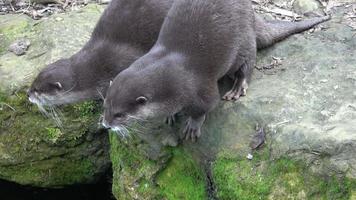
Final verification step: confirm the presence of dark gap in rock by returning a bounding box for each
[204,160,218,200]
[0,166,115,200]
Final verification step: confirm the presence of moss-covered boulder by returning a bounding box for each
[109,4,355,200]
[109,122,207,200]
[208,5,355,199]
[0,4,110,187]
[212,150,356,200]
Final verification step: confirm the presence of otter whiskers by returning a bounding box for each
[33,96,63,128]
[112,125,130,138]
[96,89,105,100]
[60,83,77,96]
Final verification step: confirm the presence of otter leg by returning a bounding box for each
[183,83,220,142]
[183,115,206,142]
[222,61,252,101]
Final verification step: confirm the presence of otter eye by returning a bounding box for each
[52,82,63,90]
[114,113,125,118]
[136,96,147,104]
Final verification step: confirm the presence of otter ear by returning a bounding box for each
[136,96,148,104]
[54,82,62,89]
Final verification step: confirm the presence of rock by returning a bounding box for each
[212,152,354,200]
[8,38,30,56]
[293,0,321,14]
[109,132,207,199]
[25,0,63,4]
[97,0,111,5]
[0,4,110,187]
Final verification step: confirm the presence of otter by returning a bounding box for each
[28,0,329,107]
[28,0,174,106]
[102,0,329,141]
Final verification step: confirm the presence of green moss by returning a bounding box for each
[212,152,272,200]
[0,16,29,35]
[81,3,106,13]
[110,133,207,200]
[45,127,63,143]
[110,133,161,200]
[0,92,101,144]
[0,15,32,55]
[157,148,207,200]
[0,157,95,188]
[212,150,355,200]
[0,91,108,187]
[73,101,100,119]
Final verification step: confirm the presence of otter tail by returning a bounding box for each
[255,15,330,50]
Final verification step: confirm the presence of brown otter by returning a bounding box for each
[102,0,329,141]
[28,0,329,107]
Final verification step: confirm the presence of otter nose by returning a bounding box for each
[101,119,110,129]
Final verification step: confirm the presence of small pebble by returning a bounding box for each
[247,153,253,160]
[334,85,339,90]
[8,39,31,56]
[320,79,328,83]
[55,17,63,21]
[320,110,331,117]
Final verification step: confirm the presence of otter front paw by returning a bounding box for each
[183,116,205,142]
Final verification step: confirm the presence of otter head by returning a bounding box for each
[102,67,184,131]
[28,59,76,106]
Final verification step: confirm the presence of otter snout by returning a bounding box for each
[101,119,111,129]
[27,89,38,104]
[102,111,130,131]
[26,89,31,98]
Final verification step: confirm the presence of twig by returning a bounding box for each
[260,6,301,18]
[0,102,16,111]
[274,120,290,127]
[9,2,15,12]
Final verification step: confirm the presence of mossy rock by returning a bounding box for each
[110,133,207,200]
[0,4,105,93]
[0,91,110,187]
[212,150,356,200]
[0,4,110,187]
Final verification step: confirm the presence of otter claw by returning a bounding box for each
[183,117,204,142]
[183,125,201,142]
[223,78,248,101]
[222,90,243,101]
[165,115,176,126]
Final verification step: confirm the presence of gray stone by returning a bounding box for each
[8,38,30,56]
[293,0,321,14]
